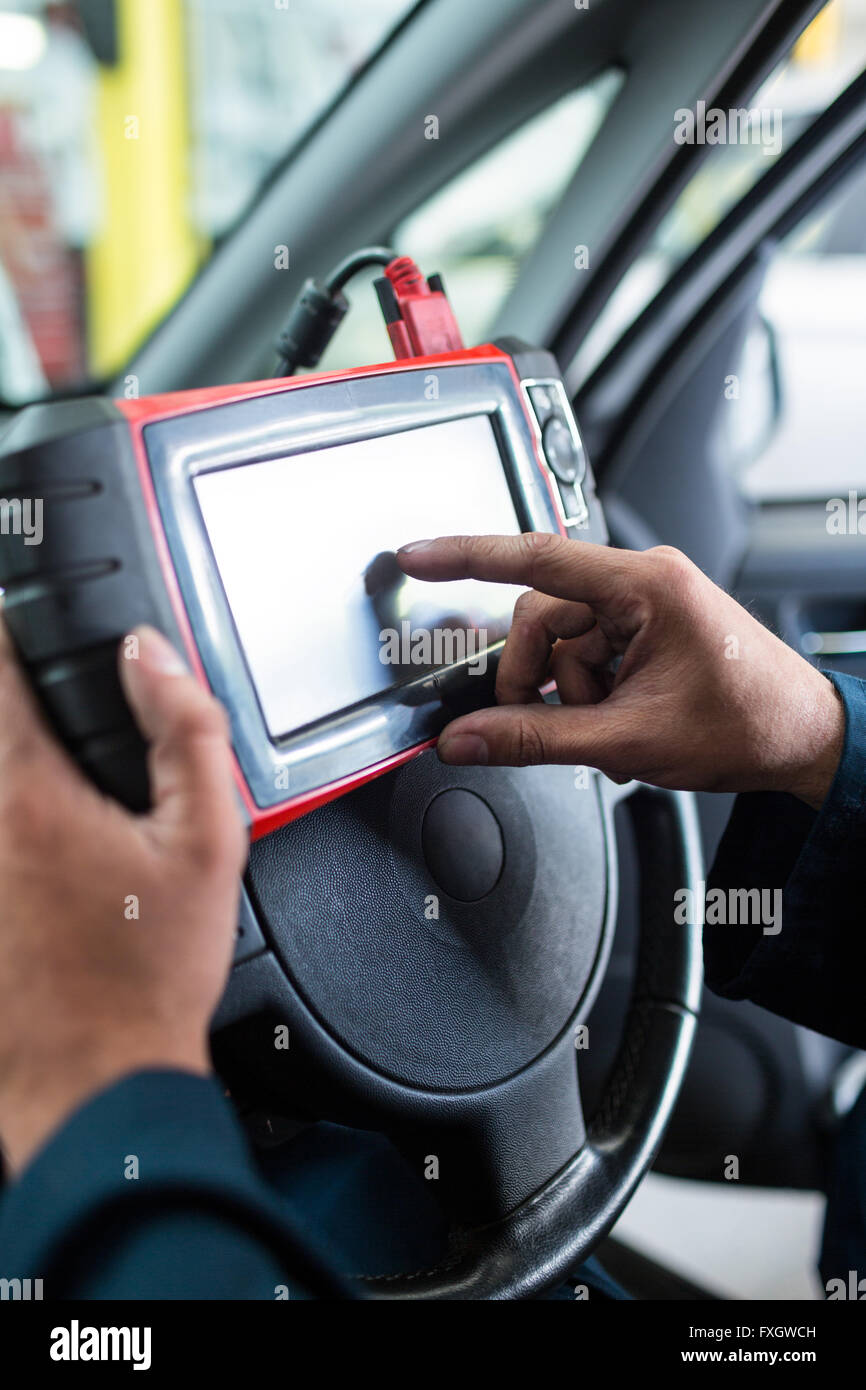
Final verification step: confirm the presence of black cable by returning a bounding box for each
[273,246,397,378]
[323,246,396,295]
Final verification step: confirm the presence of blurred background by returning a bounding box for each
[1,0,866,453]
[0,0,411,399]
[0,0,864,485]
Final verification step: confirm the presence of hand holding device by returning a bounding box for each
[0,621,245,1176]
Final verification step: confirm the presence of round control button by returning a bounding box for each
[542,416,584,485]
[422,788,505,903]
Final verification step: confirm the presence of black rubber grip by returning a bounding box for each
[0,397,187,811]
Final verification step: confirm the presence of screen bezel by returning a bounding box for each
[143,359,563,812]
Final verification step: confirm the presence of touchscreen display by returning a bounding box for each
[194,414,523,740]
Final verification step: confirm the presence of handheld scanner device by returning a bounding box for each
[0,267,605,839]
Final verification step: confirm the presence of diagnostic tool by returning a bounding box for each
[0,256,606,838]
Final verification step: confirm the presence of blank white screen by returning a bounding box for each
[194,414,522,739]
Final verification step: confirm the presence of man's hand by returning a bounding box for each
[398,535,845,809]
[0,622,247,1176]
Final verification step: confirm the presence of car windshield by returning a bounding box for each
[0,0,417,404]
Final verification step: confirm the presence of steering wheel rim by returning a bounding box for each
[214,764,702,1300]
[367,781,703,1298]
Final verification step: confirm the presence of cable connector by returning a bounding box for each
[272,248,464,377]
[374,257,464,359]
[274,279,349,377]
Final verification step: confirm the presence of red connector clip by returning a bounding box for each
[375,257,465,359]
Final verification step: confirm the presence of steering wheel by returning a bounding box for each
[214,742,703,1299]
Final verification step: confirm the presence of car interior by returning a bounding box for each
[1,0,865,1299]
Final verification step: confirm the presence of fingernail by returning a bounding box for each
[131,625,187,676]
[398,540,434,555]
[438,733,489,765]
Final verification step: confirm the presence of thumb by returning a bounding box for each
[437,702,622,771]
[119,626,246,864]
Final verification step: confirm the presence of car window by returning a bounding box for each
[0,0,417,403]
[313,70,623,374]
[718,163,866,501]
[397,70,624,348]
[571,0,866,388]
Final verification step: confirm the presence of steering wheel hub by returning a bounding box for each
[246,753,611,1092]
[421,787,504,902]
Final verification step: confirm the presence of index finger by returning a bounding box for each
[396,533,640,612]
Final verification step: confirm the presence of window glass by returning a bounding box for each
[398,70,623,348]
[314,70,623,373]
[721,164,866,500]
[572,0,866,387]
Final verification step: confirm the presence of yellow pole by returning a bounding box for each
[85,0,203,376]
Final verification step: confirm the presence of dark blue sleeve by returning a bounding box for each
[704,671,866,1048]
[0,1070,351,1300]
